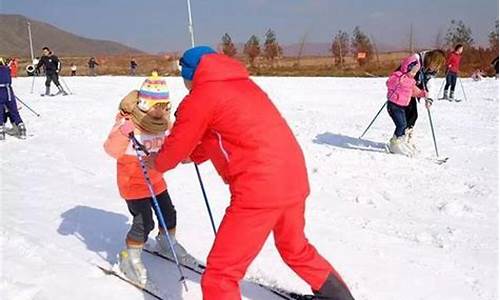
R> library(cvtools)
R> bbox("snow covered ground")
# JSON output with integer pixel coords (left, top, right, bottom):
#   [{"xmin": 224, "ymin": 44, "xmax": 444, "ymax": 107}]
[{"xmin": 1, "ymin": 75, "xmax": 498, "ymax": 300}]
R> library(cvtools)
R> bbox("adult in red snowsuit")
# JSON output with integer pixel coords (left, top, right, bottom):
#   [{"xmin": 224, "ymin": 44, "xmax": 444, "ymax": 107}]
[{"xmin": 149, "ymin": 46, "xmax": 355, "ymax": 300}]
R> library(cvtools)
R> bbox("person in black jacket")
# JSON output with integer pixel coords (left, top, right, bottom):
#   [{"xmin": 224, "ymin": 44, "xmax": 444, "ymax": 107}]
[
  {"xmin": 88, "ymin": 57, "xmax": 99, "ymax": 76},
  {"xmin": 130, "ymin": 58, "xmax": 138, "ymax": 76},
  {"xmin": 36, "ymin": 47, "xmax": 67, "ymax": 96}
]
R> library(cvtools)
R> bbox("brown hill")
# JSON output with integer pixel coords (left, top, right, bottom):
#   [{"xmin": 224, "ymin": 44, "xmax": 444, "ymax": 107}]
[{"xmin": 0, "ymin": 14, "xmax": 145, "ymax": 57}]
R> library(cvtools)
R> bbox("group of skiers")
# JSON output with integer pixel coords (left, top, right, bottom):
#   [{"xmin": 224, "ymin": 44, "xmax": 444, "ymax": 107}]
[
  {"xmin": 0, "ymin": 41, "xmax": 494, "ymax": 299},
  {"xmin": 101, "ymin": 43, "xmax": 490, "ymax": 299}
]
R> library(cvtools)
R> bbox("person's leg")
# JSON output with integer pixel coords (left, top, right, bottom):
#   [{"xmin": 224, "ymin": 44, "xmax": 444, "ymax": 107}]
[
  {"xmin": 273, "ymin": 201, "xmax": 354, "ymax": 300},
  {"xmin": 387, "ymin": 102, "xmax": 411, "ymax": 155},
  {"xmin": 201, "ymin": 204, "xmax": 280, "ymax": 300},
  {"xmin": 0, "ymin": 103, "xmax": 5, "ymax": 140},
  {"xmin": 443, "ymin": 72, "xmax": 454, "ymax": 99},
  {"xmin": 126, "ymin": 198, "xmax": 155, "ymax": 245},
  {"xmin": 405, "ymin": 98, "xmax": 418, "ymax": 129},
  {"xmin": 0, "ymin": 101, "xmax": 6, "ymax": 126},
  {"xmin": 151, "ymin": 190, "xmax": 177, "ymax": 232},
  {"xmin": 5, "ymin": 89, "xmax": 23, "ymax": 126},
  {"xmin": 45, "ymin": 75, "xmax": 51, "ymax": 95},
  {"xmin": 450, "ymin": 73, "xmax": 458, "ymax": 99},
  {"xmin": 120, "ymin": 198, "xmax": 155, "ymax": 286},
  {"xmin": 52, "ymin": 73, "xmax": 68, "ymax": 95},
  {"xmin": 152, "ymin": 190, "xmax": 203, "ymax": 269},
  {"xmin": 387, "ymin": 102, "xmax": 407, "ymax": 138}
]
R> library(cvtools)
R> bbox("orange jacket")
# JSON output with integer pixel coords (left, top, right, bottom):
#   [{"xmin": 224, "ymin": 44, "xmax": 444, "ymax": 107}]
[{"xmin": 104, "ymin": 114, "xmax": 168, "ymax": 200}]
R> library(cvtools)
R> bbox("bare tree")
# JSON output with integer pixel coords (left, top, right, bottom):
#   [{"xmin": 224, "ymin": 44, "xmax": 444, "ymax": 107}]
[
  {"xmin": 445, "ymin": 19, "xmax": 474, "ymax": 48},
  {"xmin": 489, "ymin": 20, "xmax": 499, "ymax": 53},
  {"xmin": 351, "ymin": 26, "xmax": 373, "ymax": 66},
  {"xmin": 331, "ymin": 30, "xmax": 349, "ymax": 68},
  {"xmin": 221, "ymin": 33, "xmax": 237, "ymax": 57},
  {"xmin": 244, "ymin": 35, "xmax": 261, "ymax": 67},
  {"xmin": 296, "ymin": 32, "xmax": 308, "ymax": 66},
  {"xmin": 263, "ymin": 28, "xmax": 282, "ymax": 66}
]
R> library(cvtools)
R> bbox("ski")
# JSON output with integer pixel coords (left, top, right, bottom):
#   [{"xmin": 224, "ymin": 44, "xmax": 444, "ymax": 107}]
[
  {"xmin": 428, "ymin": 157, "xmax": 449, "ymax": 165},
  {"xmin": 143, "ymin": 247, "xmax": 313, "ymax": 300},
  {"xmin": 40, "ymin": 93, "xmax": 68, "ymax": 97},
  {"xmin": 97, "ymin": 265, "xmax": 164, "ymax": 300},
  {"xmin": 143, "ymin": 247, "xmax": 206, "ymax": 274},
  {"xmin": 437, "ymin": 97, "xmax": 461, "ymax": 102}
]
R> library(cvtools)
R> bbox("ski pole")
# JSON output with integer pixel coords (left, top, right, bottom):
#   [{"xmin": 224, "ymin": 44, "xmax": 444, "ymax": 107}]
[
  {"xmin": 30, "ymin": 75, "xmax": 36, "ymax": 94},
  {"xmin": 458, "ymin": 77, "xmax": 468, "ymax": 101},
  {"xmin": 436, "ymin": 77, "xmax": 446, "ymax": 99},
  {"xmin": 60, "ymin": 77, "xmax": 73, "ymax": 95},
  {"xmin": 359, "ymin": 101, "xmax": 387, "ymax": 139},
  {"xmin": 426, "ymin": 106, "xmax": 440, "ymax": 157},
  {"xmin": 194, "ymin": 164, "xmax": 217, "ymax": 235},
  {"xmin": 129, "ymin": 133, "xmax": 188, "ymax": 292},
  {"xmin": 15, "ymin": 96, "xmax": 40, "ymax": 117}
]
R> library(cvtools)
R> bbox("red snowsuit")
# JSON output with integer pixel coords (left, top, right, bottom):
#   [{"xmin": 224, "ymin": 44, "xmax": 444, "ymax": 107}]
[{"xmin": 154, "ymin": 54, "xmax": 347, "ymax": 299}]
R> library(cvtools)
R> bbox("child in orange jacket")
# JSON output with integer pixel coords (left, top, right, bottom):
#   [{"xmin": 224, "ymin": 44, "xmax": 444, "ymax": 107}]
[{"xmin": 103, "ymin": 73, "xmax": 199, "ymax": 286}]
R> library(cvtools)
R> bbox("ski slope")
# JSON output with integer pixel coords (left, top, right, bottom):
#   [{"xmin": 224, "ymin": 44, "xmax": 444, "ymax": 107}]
[{"xmin": 1, "ymin": 75, "xmax": 498, "ymax": 300}]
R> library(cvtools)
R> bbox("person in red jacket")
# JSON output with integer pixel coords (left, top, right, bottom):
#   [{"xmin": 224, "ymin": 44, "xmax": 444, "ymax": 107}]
[
  {"xmin": 443, "ymin": 44, "xmax": 463, "ymax": 100},
  {"xmin": 146, "ymin": 46, "xmax": 355, "ymax": 300}
]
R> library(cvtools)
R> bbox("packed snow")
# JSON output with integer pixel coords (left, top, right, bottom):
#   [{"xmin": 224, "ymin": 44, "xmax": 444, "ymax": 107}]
[{"xmin": 1, "ymin": 75, "xmax": 498, "ymax": 300}]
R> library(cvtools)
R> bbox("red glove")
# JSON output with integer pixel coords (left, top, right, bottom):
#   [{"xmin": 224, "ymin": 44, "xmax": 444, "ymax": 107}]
[{"xmin": 119, "ymin": 118, "xmax": 134, "ymax": 136}]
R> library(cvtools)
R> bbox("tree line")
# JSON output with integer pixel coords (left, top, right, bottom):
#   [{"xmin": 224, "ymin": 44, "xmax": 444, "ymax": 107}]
[{"xmin": 220, "ymin": 20, "xmax": 499, "ymax": 69}]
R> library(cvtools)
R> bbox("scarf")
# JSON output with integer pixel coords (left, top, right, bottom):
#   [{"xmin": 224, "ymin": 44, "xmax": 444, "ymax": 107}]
[{"xmin": 118, "ymin": 90, "xmax": 171, "ymax": 134}]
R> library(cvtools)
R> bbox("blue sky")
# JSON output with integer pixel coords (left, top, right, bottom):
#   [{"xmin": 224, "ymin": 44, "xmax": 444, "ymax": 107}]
[{"xmin": 1, "ymin": 0, "xmax": 498, "ymax": 53}]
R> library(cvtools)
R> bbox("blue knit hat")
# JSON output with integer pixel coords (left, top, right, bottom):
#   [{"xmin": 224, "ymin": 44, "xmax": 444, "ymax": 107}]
[{"xmin": 180, "ymin": 46, "xmax": 216, "ymax": 80}]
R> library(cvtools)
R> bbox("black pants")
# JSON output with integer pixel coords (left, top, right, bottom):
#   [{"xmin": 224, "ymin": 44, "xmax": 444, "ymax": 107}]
[
  {"xmin": 126, "ymin": 189, "xmax": 177, "ymax": 243},
  {"xmin": 405, "ymin": 97, "xmax": 418, "ymax": 129},
  {"xmin": 45, "ymin": 73, "xmax": 61, "ymax": 87},
  {"xmin": 444, "ymin": 71, "xmax": 458, "ymax": 92}
]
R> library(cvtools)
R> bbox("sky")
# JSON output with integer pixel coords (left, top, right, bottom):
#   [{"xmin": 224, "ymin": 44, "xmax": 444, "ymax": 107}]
[{"xmin": 1, "ymin": 0, "xmax": 498, "ymax": 53}]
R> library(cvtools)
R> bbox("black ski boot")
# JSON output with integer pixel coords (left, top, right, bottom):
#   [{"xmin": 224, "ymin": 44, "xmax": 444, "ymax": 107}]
[{"xmin": 313, "ymin": 273, "xmax": 355, "ymax": 300}]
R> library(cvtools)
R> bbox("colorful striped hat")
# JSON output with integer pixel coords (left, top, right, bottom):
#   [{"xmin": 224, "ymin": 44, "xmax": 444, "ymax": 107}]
[{"xmin": 138, "ymin": 73, "xmax": 170, "ymax": 111}]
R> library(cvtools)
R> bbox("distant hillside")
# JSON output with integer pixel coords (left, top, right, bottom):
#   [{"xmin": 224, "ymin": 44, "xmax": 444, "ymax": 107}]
[{"xmin": 0, "ymin": 14, "xmax": 145, "ymax": 57}]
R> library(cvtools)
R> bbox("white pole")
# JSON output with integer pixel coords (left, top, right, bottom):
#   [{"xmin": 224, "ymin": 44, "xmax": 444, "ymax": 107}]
[
  {"xmin": 186, "ymin": 0, "xmax": 195, "ymax": 47},
  {"xmin": 27, "ymin": 21, "xmax": 34, "ymax": 61}
]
